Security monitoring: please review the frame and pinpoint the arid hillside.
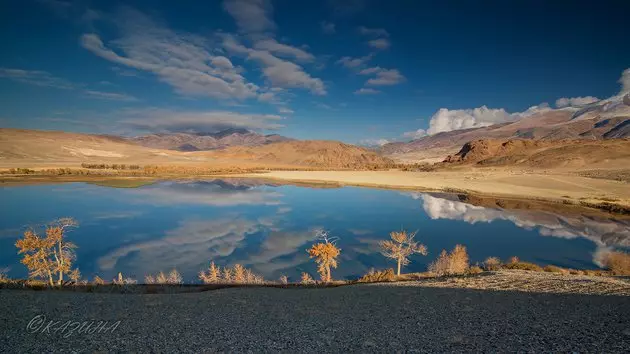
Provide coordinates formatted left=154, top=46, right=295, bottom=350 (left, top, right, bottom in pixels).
left=383, top=94, right=630, bottom=163
left=0, top=128, right=392, bottom=169
left=210, top=140, right=394, bottom=168
left=442, top=138, right=630, bottom=169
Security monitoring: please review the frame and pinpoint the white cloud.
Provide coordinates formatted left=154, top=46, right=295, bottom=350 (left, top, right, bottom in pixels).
left=354, top=88, right=380, bottom=95
left=253, top=38, right=315, bottom=62
left=358, top=26, right=389, bottom=37
left=278, top=107, right=294, bottom=114
left=366, top=68, right=405, bottom=86
left=321, top=21, right=335, bottom=34
left=0, top=68, right=74, bottom=89
left=620, top=68, right=630, bottom=94
left=426, top=103, right=551, bottom=135
left=246, top=47, right=326, bottom=95
left=555, top=96, right=599, bottom=108
left=402, top=129, right=427, bottom=140
left=359, top=138, right=390, bottom=146
left=120, top=108, right=284, bottom=133
left=223, top=0, right=275, bottom=34
left=83, top=90, right=138, bottom=101
left=80, top=9, right=260, bottom=101
left=368, top=38, right=390, bottom=50
left=336, top=54, right=372, bottom=69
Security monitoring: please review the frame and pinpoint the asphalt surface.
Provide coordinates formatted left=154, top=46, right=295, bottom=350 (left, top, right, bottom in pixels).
left=1, top=284, right=630, bottom=352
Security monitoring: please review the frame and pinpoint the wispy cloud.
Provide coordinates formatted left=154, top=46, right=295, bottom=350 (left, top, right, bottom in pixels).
left=0, top=68, right=74, bottom=89
left=364, top=68, right=405, bottom=86
left=81, top=8, right=260, bottom=101
left=336, top=54, right=373, bottom=69
left=368, top=38, right=390, bottom=50
left=83, top=90, right=138, bottom=101
left=354, top=88, right=380, bottom=95
left=358, top=26, right=389, bottom=37
left=321, top=21, right=336, bottom=34
left=223, top=0, right=276, bottom=35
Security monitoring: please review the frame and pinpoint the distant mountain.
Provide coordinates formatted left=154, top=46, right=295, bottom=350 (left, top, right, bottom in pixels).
left=382, top=93, right=630, bottom=161
left=130, top=129, right=293, bottom=151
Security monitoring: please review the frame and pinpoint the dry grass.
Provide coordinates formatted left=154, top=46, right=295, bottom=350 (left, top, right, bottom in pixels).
left=358, top=268, right=397, bottom=283
left=543, top=265, right=568, bottom=274
left=503, top=261, right=543, bottom=272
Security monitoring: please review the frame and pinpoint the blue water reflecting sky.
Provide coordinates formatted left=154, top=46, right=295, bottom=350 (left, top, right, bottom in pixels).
left=1, top=179, right=629, bottom=282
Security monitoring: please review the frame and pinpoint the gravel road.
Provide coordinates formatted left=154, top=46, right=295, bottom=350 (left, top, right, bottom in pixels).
left=2, top=282, right=630, bottom=352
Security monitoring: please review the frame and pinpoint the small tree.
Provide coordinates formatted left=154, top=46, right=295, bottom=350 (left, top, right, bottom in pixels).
left=307, top=230, right=341, bottom=282
left=380, top=230, right=428, bottom=275
left=222, top=267, right=233, bottom=283
left=15, top=217, right=79, bottom=286
left=428, top=244, right=469, bottom=276
left=233, top=264, right=246, bottom=283
left=300, top=272, right=313, bottom=284
left=199, top=261, right=221, bottom=284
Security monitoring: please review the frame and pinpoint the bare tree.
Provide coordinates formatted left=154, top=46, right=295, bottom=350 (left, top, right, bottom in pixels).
left=233, top=264, right=246, bottom=283
left=15, top=217, right=79, bottom=286
left=307, top=230, right=341, bottom=282
left=380, top=230, right=428, bottom=276
left=300, top=272, right=313, bottom=284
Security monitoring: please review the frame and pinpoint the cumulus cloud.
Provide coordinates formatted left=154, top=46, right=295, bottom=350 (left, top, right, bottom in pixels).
left=354, top=88, right=380, bottom=95
left=0, top=68, right=74, bottom=89
left=402, top=128, right=427, bottom=140
left=555, top=96, right=599, bottom=108
left=368, top=38, right=390, bottom=50
left=426, top=103, right=551, bottom=135
left=80, top=9, right=260, bottom=101
left=321, top=21, right=335, bottom=34
left=358, top=26, right=389, bottom=37
left=120, top=108, right=284, bottom=133
left=223, top=0, right=275, bottom=34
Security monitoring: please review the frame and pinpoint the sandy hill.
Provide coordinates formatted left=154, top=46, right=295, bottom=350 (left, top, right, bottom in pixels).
left=442, top=138, right=630, bottom=169
left=210, top=140, right=394, bottom=168
left=0, top=128, right=392, bottom=169
left=383, top=93, right=630, bottom=163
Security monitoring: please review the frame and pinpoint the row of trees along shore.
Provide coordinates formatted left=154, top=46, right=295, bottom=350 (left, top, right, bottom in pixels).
left=8, top=218, right=630, bottom=287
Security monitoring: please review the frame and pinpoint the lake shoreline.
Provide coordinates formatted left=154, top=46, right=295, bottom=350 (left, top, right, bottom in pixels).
left=2, top=170, right=629, bottom=216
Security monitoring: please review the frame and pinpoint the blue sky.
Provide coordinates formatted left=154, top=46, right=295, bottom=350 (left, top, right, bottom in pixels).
left=1, top=0, right=629, bottom=144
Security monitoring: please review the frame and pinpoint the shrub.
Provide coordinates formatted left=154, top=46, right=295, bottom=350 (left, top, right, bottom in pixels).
left=279, top=275, right=288, bottom=285
left=0, top=267, right=9, bottom=283
left=483, top=257, right=502, bottom=271
left=300, top=272, right=314, bottom=284
left=358, top=268, right=396, bottom=283
left=602, top=251, right=630, bottom=275
left=428, top=245, right=470, bottom=276
left=508, top=256, right=520, bottom=264
left=467, top=265, right=483, bottom=275
left=569, top=269, right=585, bottom=276
left=92, top=275, right=106, bottom=285
left=113, top=272, right=137, bottom=285
left=503, top=261, right=543, bottom=272
left=543, top=265, right=568, bottom=274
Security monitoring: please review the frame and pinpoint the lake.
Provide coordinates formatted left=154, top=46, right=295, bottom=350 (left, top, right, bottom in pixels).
left=1, top=179, right=629, bottom=282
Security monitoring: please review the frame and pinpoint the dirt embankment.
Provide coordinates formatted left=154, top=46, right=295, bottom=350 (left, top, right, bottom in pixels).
left=442, top=138, right=630, bottom=170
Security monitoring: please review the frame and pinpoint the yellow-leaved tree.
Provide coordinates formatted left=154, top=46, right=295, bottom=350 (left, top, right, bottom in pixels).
left=307, top=230, right=341, bottom=282
left=15, top=217, right=79, bottom=286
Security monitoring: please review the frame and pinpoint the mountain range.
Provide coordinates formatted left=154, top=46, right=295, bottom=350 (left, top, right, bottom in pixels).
left=382, top=93, right=630, bottom=162
left=129, top=128, right=292, bottom=151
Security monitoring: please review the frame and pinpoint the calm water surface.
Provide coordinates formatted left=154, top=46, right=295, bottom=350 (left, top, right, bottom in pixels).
left=1, top=179, right=629, bottom=281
